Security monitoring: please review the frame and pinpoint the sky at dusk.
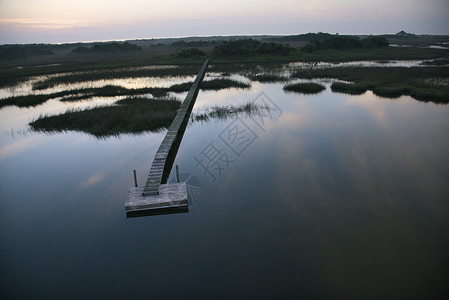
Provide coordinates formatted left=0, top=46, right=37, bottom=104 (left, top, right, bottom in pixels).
left=0, top=0, right=448, bottom=44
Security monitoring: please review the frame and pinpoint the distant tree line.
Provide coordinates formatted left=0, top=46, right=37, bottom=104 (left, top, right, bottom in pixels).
left=0, top=44, right=54, bottom=59
left=171, top=40, right=221, bottom=48
left=212, top=39, right=295, bottom=57
left=301, top=36, right=389, bottom=52
left=72, top=42, right=142, bottom=54
left=278, top=32, right=334, bottom=42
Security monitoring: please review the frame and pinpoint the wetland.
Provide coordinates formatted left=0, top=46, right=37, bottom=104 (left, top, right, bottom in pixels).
left=1, top=33, right=449, bottom=299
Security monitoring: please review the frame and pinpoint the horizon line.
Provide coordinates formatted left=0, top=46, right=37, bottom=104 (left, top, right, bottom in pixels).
left=2, top=31, right=448, bottom=46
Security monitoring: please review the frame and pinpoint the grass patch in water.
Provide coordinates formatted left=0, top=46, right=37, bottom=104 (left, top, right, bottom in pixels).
left=0, top=94, right=58, bottom=108
left=191, top=102, right=272, bottom=123
left=292, top=66, right=449, bottom=103
left=169, top=78, right=250, bottom=92
left=201, top=78, right=250, bottom=90
left=249, top=74, right=289, bottom=82
left=283, top=82, right=326, bottom=94
left=30, top=97, right=180, bottom=137
left=372, top=86, right=405, bottom=98
left=331, top=82, right=368, bottom=95
left=60, top=94, right=96, bottom=102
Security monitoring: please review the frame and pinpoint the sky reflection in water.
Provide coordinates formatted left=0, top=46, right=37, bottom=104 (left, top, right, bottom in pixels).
left=0, top=77, right=448, bottom=298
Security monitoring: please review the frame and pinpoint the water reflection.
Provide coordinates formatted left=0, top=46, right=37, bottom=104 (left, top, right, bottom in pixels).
left=206, top=85, right=447, bottom=297
left=0, top=134, right=43, bottom=161
left=0, top=76, right=196, bottom=99
left=1, top=59, right=433, bottom=100
left=1, top=73, right=448, bottom=298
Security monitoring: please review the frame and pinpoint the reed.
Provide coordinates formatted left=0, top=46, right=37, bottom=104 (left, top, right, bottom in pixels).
left=30, top=97, right=181, bottom=137
left=283, top=82, right=326, bottom=94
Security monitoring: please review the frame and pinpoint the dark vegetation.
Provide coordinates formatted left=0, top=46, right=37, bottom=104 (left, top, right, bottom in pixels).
left=171, top=40, right=221, bottom=48
left=200, top=78, right=250, bottom=90
left=175, top=48, right=207, bottom=58
left=30, top=97, right=180, bottom=137
left=331, top=82, right=367, bottom=95
left=301, top=36, right=388, bottom=53
left=71, top=42, right=142, bottom=53
left=167, top=78, right=250, bottom=92
left=30, top=97, right=271, bottom=137
left=0, top=93, right=63, bottom=108
left=249, top=74, right=289, bottom=82
left=283, top=82, right=326, bottom=94
left=0, top=44, right=55, bottom=59
left=212, top=39, right=295, bottom=57
left=277, top=32, right=334, bottom=43
left=191, top=102, right=271, bottom=123
left=292, top=66, right=449, bottom=103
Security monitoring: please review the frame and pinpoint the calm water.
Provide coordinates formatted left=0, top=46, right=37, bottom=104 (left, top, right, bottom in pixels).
left=1, top=73, right=448, bottom=299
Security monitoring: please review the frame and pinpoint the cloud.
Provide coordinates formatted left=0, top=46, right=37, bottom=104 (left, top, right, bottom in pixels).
left=0, top=18, right=97, bottom=30
left=0, top=136, right=41, bottom=161
left=81, top=172, right=105, bottom=187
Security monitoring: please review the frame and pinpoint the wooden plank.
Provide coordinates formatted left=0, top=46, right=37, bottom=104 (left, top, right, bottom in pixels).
left=142, top=58, right=209, bottom=196
left=125, top=183, right=188, bottom=211
left=125, top=59, right=209, bottom=214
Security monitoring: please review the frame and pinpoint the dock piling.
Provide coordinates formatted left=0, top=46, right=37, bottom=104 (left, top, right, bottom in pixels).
left=133, top=170, right=138, bottom=187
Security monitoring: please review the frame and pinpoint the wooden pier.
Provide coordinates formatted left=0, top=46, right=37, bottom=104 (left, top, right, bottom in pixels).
left=125, top=59, right=209, bottom=214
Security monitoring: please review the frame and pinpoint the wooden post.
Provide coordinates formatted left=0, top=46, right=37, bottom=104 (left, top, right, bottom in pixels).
left=133, top=170, right=138, bottom=187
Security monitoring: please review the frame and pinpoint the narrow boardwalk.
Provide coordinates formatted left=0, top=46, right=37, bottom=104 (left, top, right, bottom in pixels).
left=125, top=59, right=209, bottom=213
left=143, top=58, right=209, bottom=195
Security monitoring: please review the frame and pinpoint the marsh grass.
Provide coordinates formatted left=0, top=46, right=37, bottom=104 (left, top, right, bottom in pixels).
left=191, top=102, right=272, bottom=123
left=29, top=96, right=271, bottom=137
left=249, top=74, right=289, bottom=82
left=169, top=78, right=250, bottom=92
left=0, top=77, right=29, bottom=89
left=372, top=86, right=406, bottom=98
left=283, top=82, right=326, bottom=94
left=331, top=82, right=367, bottom=95
left=0, top=94, right=58, bottom=108
left=201, top=78, right=250, bottom=90
left=30, top=97, right=181, bottom=137
left=60, top=94, right=96, bottom=102
left=292, top=66, right=449, bottom=103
